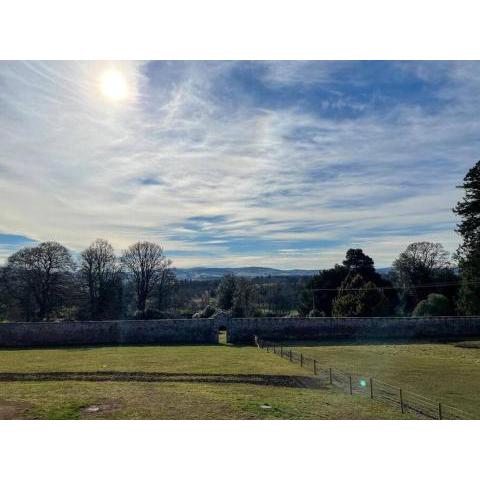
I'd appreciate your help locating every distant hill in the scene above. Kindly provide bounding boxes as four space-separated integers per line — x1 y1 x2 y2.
377 267 392 275
174 266 317 280
174 266 392 280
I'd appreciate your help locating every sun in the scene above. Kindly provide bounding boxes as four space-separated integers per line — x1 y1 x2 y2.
100 69 128 101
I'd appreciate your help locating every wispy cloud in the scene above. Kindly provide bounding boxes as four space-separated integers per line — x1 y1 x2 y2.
0 61 478 268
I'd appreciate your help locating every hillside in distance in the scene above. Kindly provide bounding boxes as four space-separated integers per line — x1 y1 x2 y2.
174 266 318 280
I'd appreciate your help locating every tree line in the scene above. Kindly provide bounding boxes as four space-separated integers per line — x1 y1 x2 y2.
1 159 480 321
298 242 458 317
299 158 480 318
0 240 173 322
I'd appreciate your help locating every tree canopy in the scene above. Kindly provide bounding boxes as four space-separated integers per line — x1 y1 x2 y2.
343 248 375 275
332 274 389 317
299 248 395 316
121 241 172 318
216 274 237 311
454 160 480 314
80 239 121 320
5 241 75 321
391 241 454 314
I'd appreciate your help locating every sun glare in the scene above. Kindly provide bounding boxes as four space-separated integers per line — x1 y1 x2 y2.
100 70 128 101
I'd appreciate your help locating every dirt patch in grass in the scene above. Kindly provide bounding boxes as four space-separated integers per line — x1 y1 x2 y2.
80 399 122 419
0 398 30 419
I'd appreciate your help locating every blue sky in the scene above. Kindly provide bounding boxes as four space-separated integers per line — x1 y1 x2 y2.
0 61 479 268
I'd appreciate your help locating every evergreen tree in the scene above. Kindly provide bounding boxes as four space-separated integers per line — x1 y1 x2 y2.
299 248 396 316
216 274 237 310
343 249 375 275
298 264 348 316
453 160 480 314
332 274 389 317
231 278 258 318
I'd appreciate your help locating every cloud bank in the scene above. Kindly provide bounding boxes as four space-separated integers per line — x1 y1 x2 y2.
0 60 479 268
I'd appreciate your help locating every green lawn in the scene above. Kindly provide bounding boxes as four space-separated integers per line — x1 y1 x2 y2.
0 344 413 419
285 339 480 417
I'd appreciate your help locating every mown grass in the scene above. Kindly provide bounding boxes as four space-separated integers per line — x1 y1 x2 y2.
286 339 480 416
0 344 412 420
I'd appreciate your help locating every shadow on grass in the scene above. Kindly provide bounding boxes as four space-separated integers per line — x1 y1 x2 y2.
0 371 326 389
272 336 480 348
0 343 229 352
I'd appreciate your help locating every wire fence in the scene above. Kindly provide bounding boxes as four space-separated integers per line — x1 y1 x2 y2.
254 336 474 420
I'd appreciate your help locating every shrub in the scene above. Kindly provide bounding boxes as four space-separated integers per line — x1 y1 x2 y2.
412 293 451 316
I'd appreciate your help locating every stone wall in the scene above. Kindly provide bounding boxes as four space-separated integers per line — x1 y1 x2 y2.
1 316 480 348
0 319 217 347
224 316 480 344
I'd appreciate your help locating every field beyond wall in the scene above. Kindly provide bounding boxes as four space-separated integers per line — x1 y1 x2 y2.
284 338 480 417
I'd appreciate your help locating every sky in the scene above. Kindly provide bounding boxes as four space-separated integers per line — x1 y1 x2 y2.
0 60 479 269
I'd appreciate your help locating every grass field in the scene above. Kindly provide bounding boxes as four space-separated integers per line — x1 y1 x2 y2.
286 339 480 417
0 343 414 420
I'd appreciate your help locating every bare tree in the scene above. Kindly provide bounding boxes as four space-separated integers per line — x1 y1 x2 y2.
6 241 75 321
121 241 172 318
391 241 452 313
393 242 451 284
80 239 120 320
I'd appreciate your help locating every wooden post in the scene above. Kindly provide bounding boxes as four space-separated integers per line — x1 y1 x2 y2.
349 375 353 395
438 403 443 420
399 389 404 414
313 359 317 375
289 350 293 362
329 368 333 385
300 353 303 367
370 378 374 399
273 345 276 354
280 346 283 357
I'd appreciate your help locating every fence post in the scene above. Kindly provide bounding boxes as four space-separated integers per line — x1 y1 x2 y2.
329 368 333 385
370 378 373 399
399 389 404 414
289 350 293 362
300 353 303 367
313 359 317 375
349 375 353 395
438 403 443 420
273 345 276 354
280 346 283 357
